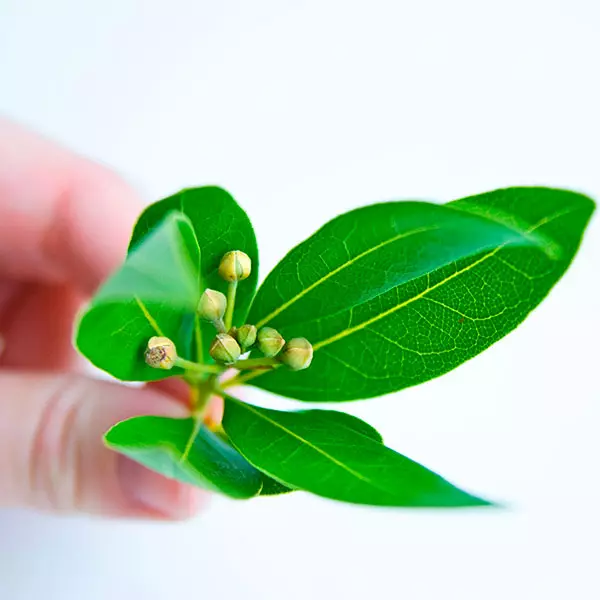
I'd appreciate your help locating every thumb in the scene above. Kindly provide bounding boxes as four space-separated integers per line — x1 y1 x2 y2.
0 372 202 519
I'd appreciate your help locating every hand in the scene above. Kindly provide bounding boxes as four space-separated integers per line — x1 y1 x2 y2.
0 119 201 519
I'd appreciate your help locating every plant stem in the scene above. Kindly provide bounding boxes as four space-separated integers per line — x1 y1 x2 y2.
213 318 226 333
175 357 221 374
217 390 238 402
220 361 282 389
181 373 217 463
194 313 204 364
189 383 201 411
224 280 238 331
194 374 217 418
234 357 279 370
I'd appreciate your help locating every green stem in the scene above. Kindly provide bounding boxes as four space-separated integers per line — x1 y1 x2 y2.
189 384 201 411
175 357 221 374
213 318 226 334
194 374 217 417
233 357 279 370
181 373 217 463
224 280 238 331
218 390 242 404
194 313 204 364
220 366 275 389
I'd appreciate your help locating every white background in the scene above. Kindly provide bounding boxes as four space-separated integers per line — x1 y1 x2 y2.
1 1 600 598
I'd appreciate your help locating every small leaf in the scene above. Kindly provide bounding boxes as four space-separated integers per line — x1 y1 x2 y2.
105 416 264 499
76 212 201 381
247 187 595 401
129 187 259 362
222 398 489 507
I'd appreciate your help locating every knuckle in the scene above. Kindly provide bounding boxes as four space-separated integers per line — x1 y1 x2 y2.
28 374 86 512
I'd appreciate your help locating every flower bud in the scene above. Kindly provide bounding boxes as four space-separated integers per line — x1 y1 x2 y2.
209 333 241 364
198 288 227 321
145 336 177 370
257 327 285 357
218 250 252 282
235 324 257 350
279 338 313 371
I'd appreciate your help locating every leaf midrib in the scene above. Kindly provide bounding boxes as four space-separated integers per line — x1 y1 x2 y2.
312 205 575 351
229 399 406 498
254 224 439 329
134 296 164 336
255 204 577 336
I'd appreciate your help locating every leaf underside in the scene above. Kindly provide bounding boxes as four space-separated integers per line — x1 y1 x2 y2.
105 416 269 499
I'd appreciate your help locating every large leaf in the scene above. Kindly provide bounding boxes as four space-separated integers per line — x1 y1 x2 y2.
129 187 259 361
105 416 265 499
76 212 201 381
222 398 490 507
246 187 595 401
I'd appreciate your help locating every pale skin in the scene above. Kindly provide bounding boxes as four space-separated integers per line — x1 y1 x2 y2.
0 118 216 519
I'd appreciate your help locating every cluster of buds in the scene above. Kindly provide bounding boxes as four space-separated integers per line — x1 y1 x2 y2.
143 249 313 373
208 325 312 371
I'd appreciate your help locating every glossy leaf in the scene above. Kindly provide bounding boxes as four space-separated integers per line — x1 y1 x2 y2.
105 416 264 499
129 187 259 361
76 212 201 381
256 406 383 496
222 398 490 507
247 187 595 401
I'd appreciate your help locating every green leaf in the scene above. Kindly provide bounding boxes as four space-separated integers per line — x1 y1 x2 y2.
76 212 201 381
105 416 264 499
257 408 383 496
247 187 595 401
222 398 490 507
129 187 259 361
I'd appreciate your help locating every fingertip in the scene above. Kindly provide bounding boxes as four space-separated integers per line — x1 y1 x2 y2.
0 119 145 293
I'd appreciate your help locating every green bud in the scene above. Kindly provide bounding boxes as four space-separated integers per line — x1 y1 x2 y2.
279 338 313 371
235 324 257 350
219 250 252 282
198 288 227 321
257 327 285 357
209 333 241 364
145 336 177 370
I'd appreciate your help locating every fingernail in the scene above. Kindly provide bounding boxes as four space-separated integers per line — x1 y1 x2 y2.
117 455 201 519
